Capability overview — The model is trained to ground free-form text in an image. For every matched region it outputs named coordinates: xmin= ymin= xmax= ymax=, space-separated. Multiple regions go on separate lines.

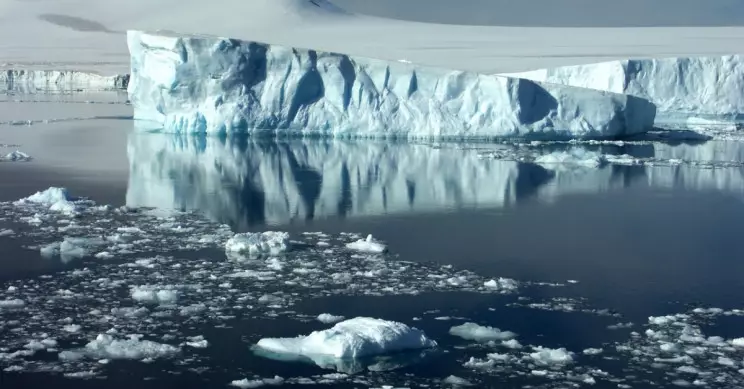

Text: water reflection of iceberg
xmin=126 ymin=133 xmax=744 ymax=228
xmin=125 ymin=134 xmax=552 ymax=227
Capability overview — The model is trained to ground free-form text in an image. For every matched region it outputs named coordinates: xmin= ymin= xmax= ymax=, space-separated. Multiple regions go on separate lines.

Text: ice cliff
xmin=126 ymin=31 xmax=655 ymax=139
xmin=500 ymin=56 xmax=744 ymax=122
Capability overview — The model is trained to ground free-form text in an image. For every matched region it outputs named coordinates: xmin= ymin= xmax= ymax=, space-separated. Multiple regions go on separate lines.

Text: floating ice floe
xmin=534 ymin=150 xmax=607 ymax=169
xmin=0 ymin=299 xmax=25 ymax=309
xmin=59 ymin=334 xmax=180 ymax=361
xmin=529 ymin=347 xmax=575 ymax=366
xmin=0 ymin=229 xmax=14 ymax=237
xmin=614 ymin=307 xmax=744 ymax=387
xmin=442 ymin=375 xmax=474 ymax=386
xmin=130 ymin=286 xmax=179 ymax=305
xmin=345 ymin=235 xmax=387 ymax=253
xmin=449 ymin=323 xmax=517 ymax=342
xmin=317 ymin=313 xmax=346 ymax=324
xmin=255 ymin=317 xmax=437 ymax=360
xmin=225 ymin=232 xmax=290 ymax=258
xmin=483 ymin=278 xmax=519 ymax=292
xmin=230 ymin=376 xmax=285 ymax=388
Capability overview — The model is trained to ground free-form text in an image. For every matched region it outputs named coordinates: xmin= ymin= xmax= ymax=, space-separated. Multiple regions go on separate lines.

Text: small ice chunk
xmin=731 ymin=338 xmax=744 ymax=347
xmin=345 ymin=235 xmax=387 ymax=253
xmin=63 ymin=334 xmax=180 ymax=360
xmin=185 ymin=336 xmax=209 ymax=349
xmin=501 ymin=339 xmax=523 ymax=349
xmin=225 ymin=232 xmax=289 ymax=257
xmin=0 ymin=229 xmax=14 ymax=237
xmin=483 ymin=278 xmax=519 ymax=291
xmin=649 ymin=315 xmax=677 ymax=325
xmin=582 ymin=348 xmax=603 ymax=355
xmin=535 ymin=150 xmax=606 ymax=169
xmin=529 ymin=346 xmax=574 ymax=366
xmin=717 ymin=357 xmax=736 ymax=367
xmin=63 ymin=324 xmax=82 ymax=333
xmin=0 ymin=299 xmax=25 ymax=309
xmin=255 ymin=317 xmax=436 ymax=359
xmin=130 ymin=286 xmax=178 ymax=305
xmin=449 ymin=323 xmax=516 ymax=342
xmin=443 ymin=375 xmax=473 ymax=386
xmin=317 ymin=314 xmax=346 ymax=324
xmin=230 ymin=376 xmax=285 ymax=388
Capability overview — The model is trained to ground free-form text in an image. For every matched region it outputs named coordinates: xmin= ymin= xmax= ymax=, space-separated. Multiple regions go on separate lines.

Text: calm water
xmin=1 ymin=118 xmax=744 ymax=388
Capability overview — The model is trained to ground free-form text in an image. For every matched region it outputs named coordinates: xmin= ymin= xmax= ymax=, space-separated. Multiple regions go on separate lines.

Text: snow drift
xmin=501 ymin=56 xmax=744 ymax=122
xmin=126 ymin=30 xmax=655 ymax=139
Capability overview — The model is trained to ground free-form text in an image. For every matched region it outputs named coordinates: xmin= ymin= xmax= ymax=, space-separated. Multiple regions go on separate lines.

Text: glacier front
xmin=127 ymin=31 xmax=655 ymax=139
xmin=500 ymin=56 xmax=744 ymax=123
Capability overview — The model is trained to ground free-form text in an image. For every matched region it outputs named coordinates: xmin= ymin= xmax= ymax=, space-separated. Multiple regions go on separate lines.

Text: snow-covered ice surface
xmin=127 ymin=31 xmax=654 ymax=139
xmin=3 ymin=0 xmax=744 ymax=76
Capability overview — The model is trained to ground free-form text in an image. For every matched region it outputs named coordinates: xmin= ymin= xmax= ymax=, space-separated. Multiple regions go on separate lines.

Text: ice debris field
xmin=1 ymin=186 xmax=743 ymax=387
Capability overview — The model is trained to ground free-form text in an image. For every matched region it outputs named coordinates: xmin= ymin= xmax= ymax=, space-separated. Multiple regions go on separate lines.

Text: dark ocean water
xmin=1 ymin=120 xmax=743 ymax=388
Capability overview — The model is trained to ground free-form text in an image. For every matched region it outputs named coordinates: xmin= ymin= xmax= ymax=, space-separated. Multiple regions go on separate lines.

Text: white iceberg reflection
xmin=126 ymin=133 xmax=744 ymax=228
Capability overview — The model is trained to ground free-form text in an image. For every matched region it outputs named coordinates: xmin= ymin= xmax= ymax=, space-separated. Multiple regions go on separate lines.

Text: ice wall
xmin=500 ymin=56 xmax=744 ymax=122
xmin=126 ymin=31 xmax=655 ymax=139
xmin=1 ymin=70 xmax=129 ymax=92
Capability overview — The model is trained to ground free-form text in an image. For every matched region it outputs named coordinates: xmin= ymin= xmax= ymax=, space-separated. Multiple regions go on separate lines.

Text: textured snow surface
xmin=255 ymin=317 xmax=437 ymax=359
xmin=127 ymin=31 xmax=655 ymax=139
xmin=501 ymin=56 xmax=744 ymax=121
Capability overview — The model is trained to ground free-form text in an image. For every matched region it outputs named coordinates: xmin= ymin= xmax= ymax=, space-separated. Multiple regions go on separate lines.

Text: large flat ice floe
xmin=127 ymin=31 xmax=655 ymax=139
xmin=501 ymin=56 xmax=744 ymax=123
xmin=255 ymin=317 xmax=437 ymax=359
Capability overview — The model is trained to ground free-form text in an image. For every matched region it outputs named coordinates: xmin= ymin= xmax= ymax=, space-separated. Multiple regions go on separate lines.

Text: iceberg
xmin=254 ymin=317 xmax=436 ymax=359
xmin=127 ymin=30 xmax=655 ymax=139
xmin=500 ymin=56 xmax=744 ymax=123
xmin=1 ymin=70 xmax=129 ymax=92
